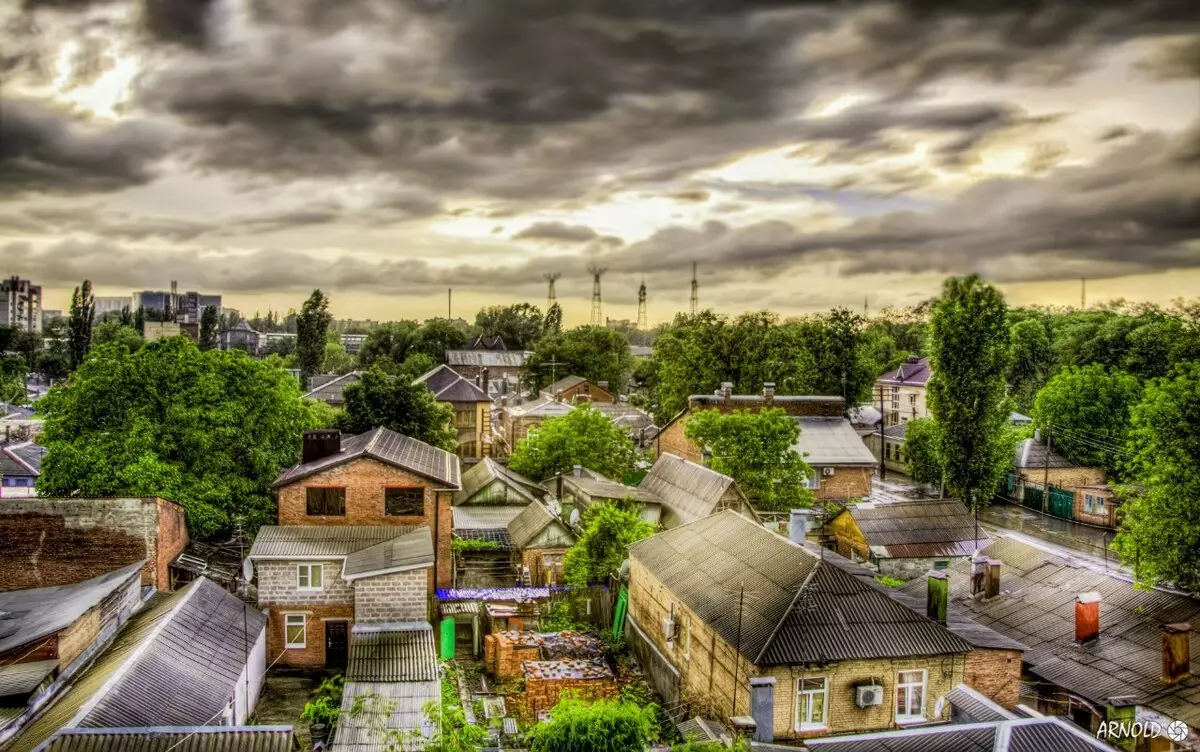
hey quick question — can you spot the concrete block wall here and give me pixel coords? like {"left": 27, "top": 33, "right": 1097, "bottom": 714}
{"left": 352, "top": 568, "right": 430, "bottom": 623}
{"left": 256, "top": 561, "right": 355, "bottom": 606}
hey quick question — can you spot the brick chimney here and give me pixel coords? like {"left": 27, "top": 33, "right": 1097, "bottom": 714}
{"left": 1075, "top": 592, "right": 1101, "bottom": 644}
{"left": 763, "top": 382, "right": 775, "bottom": 405}
{"left": 1163, "top": 622, "right": 1192, "bottom": 685}
{"left": 721, "top": 381, "right": 733, "bottom": 405}
{"left": 984, "top": 559, "right": 1002, "bottom": 599}
{"left": 302, "top": 429, "right": 341, "bottom": 464}
{"left": 926, "top": 570, "right": 948, "bottom": 624}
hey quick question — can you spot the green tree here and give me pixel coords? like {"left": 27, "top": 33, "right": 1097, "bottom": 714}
{"left": 199, "top": 305, "right": 219, "bottom": 351}
{"left": 563, "top": 502, "right": 657, "bottom": 586}
{"left": 475, "top": 303, "right": 544, "bottom": 349}
{"left": 807, "top": 307, "right": 875, "bottom": 406}
{"left": 396, "top": 353, "right": 438, "bottom": 380}
{"left": 1032, "top": 365, "right": 1142, "bottom": 470}
{"left": 902, "top": 417, "right": 944, "bottom": 487}
{"left": 542, "top": 302, "right": 563, "bottom": 338}
{"left": 927, "top": 276, "right": 1012, "bottom": 513}
{"left": 296, "top": 289, "right": 332, "bottom": 381}
{"left": 411, "top": 318, "right": 469, "bottom": 361}
{"left": 1007, "top": 317, "right": 1052, "bottom": 410}
{"left": 357, "top": 321, "right": 420, "bottom": 369}
{"left": 10, "top": 327, "right": 43, "bottom": 371}
{"left": 337, "top": 367, "right": 456, "bottom": 450}
{"left": 526, "top": 698, "right": 658, "bottom": 752}
{"left": 67, "top": 280, "right": 95, "bottom": 370}
{"left": 1113, "top": 362, "right": 1200, "bottom": 590}
{"left": 508, "top": 404, "right": 637, "bottom": 481}
{"left": 35, "top": 338, "right": 322, "bottom": 537}
{"left": 91, "top": 320, "right": 144, "bottom": 353}
{"left": 322, "top": 340, "right": 354, "bottom": 374}
{"left": 525, "top": 326, "right": 635, "bottom": 393}
{"left": 683, "top": 408, "right": 813, "bottom": 511}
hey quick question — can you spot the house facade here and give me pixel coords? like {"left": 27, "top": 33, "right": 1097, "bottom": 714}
{"left": 415, "top": 364, "right": 493, "bottom": 461}
{"left": 507, "top": 500, "right": 576, "bottom": 586}
{"left": 876, "top": 356, "right": 931, "bottom": 427}
{"left": 540, "top": 375, "right": 616, "bottom": 404}
{"left": 1010, "top": 438, "right": 1108, "bottom": 524}
{"left": 791, "top": 417, "right": 877, "bottom": 501}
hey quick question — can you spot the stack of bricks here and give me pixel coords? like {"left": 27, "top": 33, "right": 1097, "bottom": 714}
{"left": 522, "top": 660, "right": 617, "bottom": 717}
{"left": 483, "top": 630, "right": 605, "bottom": 679}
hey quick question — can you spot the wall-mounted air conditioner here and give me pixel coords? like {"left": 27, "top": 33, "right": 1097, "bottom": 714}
{"left": 856, "top": 685, "right": 884, "bottom": 707}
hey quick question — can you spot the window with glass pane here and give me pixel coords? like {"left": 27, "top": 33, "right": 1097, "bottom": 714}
{"left": 795, "top": 678, "right": 827, "bottom": 731}
{"left": 297, "top": 564, "right": 322, "bottom": 590}
{"left": 896, "top": 670, "right": 926, "bottom": 721}
{"left": 385, "top": 488, "right": 425, "bottom": 516}
{"left": 285, "top": 614, "right": 306, "bottom": 648}
{"left": 306, "top": 487, "right": 345, "bottom": 516}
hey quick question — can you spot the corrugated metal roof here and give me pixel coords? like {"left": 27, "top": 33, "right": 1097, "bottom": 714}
{"left": 454, "top": 459, "right": 541, "bottom": 506}
{"left": 629, "top": 511, "right": 972, "bottom": 667}
{"left": 506, "top": 395, "right": 573, "bottom": 418}
{"left": 248, "top": 526, "right": 419, "bottom": 560}
{"left": 507, "top": 500, "right": 572, "bottom": 550}
{"left": 342, "top": 528, "right": 435, "bottom": 580}
{"left": 0, "top": 561, "right": 144, "bottom": 655}
{"left": 346, "top": 624, "right": 438, "bottom": 682}
{"left": 303, "top": 372, "right": 360, "bottom": 405}
{"left": 452, "top": 528, "right": 512, "bottom": 548}
{"left": 1014, "top": 438, "right": 1075, "bottom": 469}
{"left": 676, "top": 717, "right": 729, "bottom": 743}
{"left": 444, "top": 350, "right": 529, "bottom": 368}
{"left": 0, "top": 660, "right": 56, "bottom": 696}
{"left": 1, "top": 442, "right": 44, "bottom": 476}
{"left": 947, "top": 684, "right": 1018, "bottom": 722}
{"left": 641, "top": 454, "right": 740, "bottom": 529}
{"left": 542, "top": 375, "right": 587, "bottom": 394}
{"left": 553, "top": 472, "right": 662, "bottom": 506}
{"left": 792, "top": 417, "right": 879, "bottom": 466}
{"left": 273, "top": 427, "right": 460, "bottom": 489}
{"left": 804, "top": 716, "right": 1111, "bottom": 752}
{"left": 835, "top": 499, "right": 988, "bottom": 559}
{"left": 37, "top": 726, "right": 297, "bottom": 752}
{"left": 452, "top": 505, "right": 525, "bottom": 530}
{"left": 332, "top": 678, "right": 439, "bottom": 752}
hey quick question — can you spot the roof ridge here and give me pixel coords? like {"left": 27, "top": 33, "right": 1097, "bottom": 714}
{"left": 754, "top": 557, "right": 823, "bottom": 665}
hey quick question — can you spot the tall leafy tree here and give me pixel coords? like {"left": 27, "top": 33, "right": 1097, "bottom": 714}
{"left": 296, "top": 289, "right": 332, "bottom": 380}
{"left": 927, "top": 276, "right": 1012, "bottom": 514}
{"left": 1007, "top": 317, "right": 1052, "bottom": 410}
{"left": 523, "top": 326, "right": 634, "bottom": 393}
{"left": 475, "top": 303, "right": 544, "bottom": 349}
{"left": 903, "top": 417, "right": 945, "bottom": 488}
{"left": 410, "top": 317, "right": 468, "bottom": 360}
{"left": 67, "top": 280, "right": 95, "bottom": 370}
{"left": 508, "top": 404, "right": 637, "bottom": 481}
{"left": 683, "top": 408, "right": 813, "bottom": 511}
{"left": 541, "top": 302, "right": 563, "bottom": 338}
{"left": 807, "top": 307, "right": 875, "bottom": 406}
{"left": 357, "top": 321, "right": 419, "bottom": 369}
{"left": 1113, "top": 362, "right": 1200, "bottom": 590}
{"left": 199, "top": 305, "right": 219, "bottom": 350}
{"left": 322, "top": 340, "right": 354, "bottom": 374}
{"left": 36, "top": 338, "right": 322, "bottom": 537}
{"left": 91, "top": 321, "right": 144, "bottom": 353}
{"left": 1032, "top": 365, "right": 1142, "bottom": 470}
{"left": 337, "top": 367, "right": 456, "bottom": 450}
{"left": 563, "top": 503, "right": 657, "bottom": 587}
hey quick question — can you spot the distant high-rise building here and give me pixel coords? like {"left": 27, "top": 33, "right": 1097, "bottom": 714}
{"left": 41, "top": 309, "right": 64, "bottom": 327}
{"left": 94, "top": 296, "right": 133, "bottom": 316}
{"left": 0, "top": 277, "right": 42, "bottom": 333}
{"left": 132, "top": 289, "right": 222, "bottom": 324}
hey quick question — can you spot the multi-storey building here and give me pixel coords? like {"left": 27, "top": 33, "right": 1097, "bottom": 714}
{"left": 0, "top": 277, "right": 42, "bottom": 333}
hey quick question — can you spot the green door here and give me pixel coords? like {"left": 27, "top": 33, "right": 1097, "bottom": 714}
{"left": 1049, "top": 488, "right": 1075, "bottom": 520}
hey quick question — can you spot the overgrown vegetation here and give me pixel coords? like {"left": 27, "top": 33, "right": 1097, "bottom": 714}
{"left": 563, "top": 503, "right": 656, "bottom": 587}
{"left": 300, "top": 674, "right": 345, "bottom": 728}
{"left": 524, "top": 698, "right": 660, "bottom": 752}
{"left": 451, "top": 538, "right": 502, "bottom": 552}
{"left": 875, "top": 575, "right": 906, "bottom": 588}
{"left": 508, "top": 404, "right": 638, "bottom": 481}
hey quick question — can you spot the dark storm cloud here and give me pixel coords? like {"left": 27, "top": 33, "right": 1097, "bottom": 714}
{"left": 513, "top": 222, "right": 600, "bottom": 243}
{"left": 0, "top": 98, "right": 172, "bottom": 196}
{"left": 142, "top": 0, "right": 217, "bottom": 47}
{"left": 1136, "top": 35, "right": 1200, "bottom": 81}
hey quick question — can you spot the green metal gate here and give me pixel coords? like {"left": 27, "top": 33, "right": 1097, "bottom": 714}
{"left": 1023, "top": 485, "right": 1044, "bottom": 510}
{"left": 1048, "top": 487, "right": 1075, "bottom": 520}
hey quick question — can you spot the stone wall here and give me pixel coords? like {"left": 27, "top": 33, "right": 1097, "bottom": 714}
{"left": 352, "top": 568, "right": 430, "bottom": 623}
{"left": 256, "top": 560, "right": 355, "bottom": 607}
{"left": 964, "top": 648, "right": 1022, "bottom": 710}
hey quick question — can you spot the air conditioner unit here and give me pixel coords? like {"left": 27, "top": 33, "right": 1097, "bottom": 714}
{"left": 822, "top": 467, "right": 836, "bottom": 477}
{"left": 856, "top": 685, "right": 884, "bottom": 707}
{"left": 662, "top": 617, "right": 677, "bottom": 641}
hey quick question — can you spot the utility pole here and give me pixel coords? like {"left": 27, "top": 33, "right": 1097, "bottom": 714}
{"left": 1042, "top": 425, "right": 1052, "bottom": 515}
{"left": 731, "top": 582, "right": 745, "bottom": 717}
{"left": 690, "top": 262, "right": 698, "bottom": 316}
{"left": 543, "top": 272, "right": 561, "bottom": 310}
{"left": 637, "top": 279, "right": 648, "bottom": 330}
{"left": 447, "top": 288, "right": 452, "bottom": 319}
{"left": 588, "top": 266, "right": 606, "bottom": 326}
{"left": 1080, "top": 278, "right": 1087, "bottom": 310}
{"left": 876, "top": 383, "right": 886, "bottom": 482}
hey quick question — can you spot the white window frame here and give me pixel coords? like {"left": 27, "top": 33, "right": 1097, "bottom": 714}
{"left": 296, "top": 563, "right": 323, "bottom": 591}
{"left": 895, "top": 669, "right": 926, "bottom": 723}
{"left": 284, "top": 614, "right": 307, "bottom": 648}
{"left": 795, "top": 676, "right": 828, "bottom": 732}
{"left": 803, "top": 474, "right": 822, "bottom": 490}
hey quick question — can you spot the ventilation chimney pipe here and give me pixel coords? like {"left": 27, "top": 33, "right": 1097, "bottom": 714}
{"left": 1075, "top": 592, "right": 1101, "bottom": 643}
{"left": 789, "top": 509, "right": 810, "bottom": 544}
{"left": 1163, "top": 622, "right": 1192, "bottom": 685}
{"left": 573, "top": 464, "right": 583, "bottom": 478}
{"left": 927, "top": 570, "right": 948, "bottom": 624}
{"left": 971, "top": 551, "right": 987, "bottom": 596}
{"left": 763, "top": 382, "right": 775, "bottom": 404}
{"left": 984, "top": 559, "right": 1002, "bottom": 599}
{"left": 721, "top": 381, "right": 733, "bottom": 404}
{"left": 481, "top": 367, "right": 489, "bottom": 398}
{"left": 302, "top": 429, "right": 341, "bottom": 464}
{"left": 749, "top": 677, "right": 775, "bottom": 743}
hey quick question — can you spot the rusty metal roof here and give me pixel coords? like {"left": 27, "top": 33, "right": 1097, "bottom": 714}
{"left": 273, "top": 427, "right": 460, "bottom": 489}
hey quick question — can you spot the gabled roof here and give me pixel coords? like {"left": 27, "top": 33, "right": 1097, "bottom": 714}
{"left": 248, "top": 525, "right": 421, "bottom": 560}
{"left": 346, "top": 623, "right": 438, "bottom": 682}
{"left": 342, "top": 528, "right": 435, "bottom": 581}
{"left": 1014, "top": 437, "right": 1076, "bottom": 469}
{"left": 273, "top": 427, "right": 460, "bottom": 489}
{"left": 882, "top": 422, "right": 909, "bottom": 440}
{"left": 629, "top": 511, "right": 972, "bottom": 666}
{"left": 452, "top": 505, "right": 526, "bottom": 531}
{"left": 445, "top": 350, "right": 528, "bottom": 368}
{"left": 468, "top": 335, "right": 507, "bottom": 351}
{"left": 430, "top": 377, "right": 489, "bottom": 403}
{"left": 640, "top": 453, "right": 741, "bottom": 529}
{"left": 829, "top": 500, "right": 989, "bottom": 559}
{"left": 878, "top": 356, "right": 932, "bottom": 386}
{"left": 38, "top": 727, "right": 297, "bottom": 752}
{"left": 541, "top": 375, "right": 589, "bottom": 395}
{"left": 0, "top": 442, "right": 44, "bottom": 477}
{"left": 793, "top": 417, "right": 878, "bottom": 466}
{"left": 507, "top": 500, "right": 572, "bottom": 550}
{"left": 804, "top": 716, "right": 1112, "bottom": 752}
{"left": 0, "top": 561, "right": 144, "bottom": 655}
{"left": 454, "top": 457, "right": 541, "bottom": 505}
{"left": 506, "top": 395, "right": 573, "bottom": 418}
{"left": 849, "top": 404, "right": 882, "bottom": 428}
{"left": 548, "top": 469, "right": 662, "bottom": 507}
{"left": 413, "top": 364, "right": 462, "bottom": 394}
{"left": 303, "top": 371, "right": 361, "bottom": 405}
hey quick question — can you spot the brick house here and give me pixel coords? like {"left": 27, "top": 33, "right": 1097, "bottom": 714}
{"left": 1074, "top": 484, "right": 1121, "bottom": 529}
{"left": 0, "top": 497, "right": 188, "bottom": 591}
{"left": 876, "top": 356, "right": 931, "bottom": 427}
{"left": 539, "top": 375, "right": 616, "bottom": 404}
{"left": 627, "top": 511, "right": 1022, "bottom": 744}
{"left": 639, "top": 453, "right": 757, "bottom": 529}
{"left": 247, "top": 525, "right": 435, "bottom": 669}
{"left": 272, "top": 428, "right": 461, "bottom": 588}
{"left": 507, "top": 500, "right": 576, "bottom": 586}
{"left": 1011, "top": 438, "right": 1107, "bottom": 523}
{"left": 791, "top": 417, "right": 877, "bottom": 501}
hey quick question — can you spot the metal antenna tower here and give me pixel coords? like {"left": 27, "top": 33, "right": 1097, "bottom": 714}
{"left": 543, "top": 272, "right": 561, "bottom": 310}
{"left": 588, "top": 265, "right": 606, "bottom": 326}
{"left": 690, "top": 262, "right": 698, "bottom": 315}
{"left": 637, "top": 279, "right": 648, "bottom": 330}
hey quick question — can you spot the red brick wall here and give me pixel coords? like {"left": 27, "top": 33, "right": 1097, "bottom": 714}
{"left": 813, "top": 467, "right": 873, "bottom": 501}
{"left": 265, "top": 604, "right": 354, "bottom": 668}
{"left": 654, "top": 419, "right": 702, "bottom": 463}
{"left": 656, "top": 400, "right": 845, "bottom": 463}
{"left": 521, "top": 676, "right": 617, "bottom": 718}
{"left": 277, "top": 457, "right": 442, "bottom": 527}
{"left": 483, "top": 633, "right": 542, "bottom": 678}
{"left": 519, "top": 548, "right": 569, "bottom": 586}
{"left": 556, "top": 382, "right": 615, "bottom": 404}
{"left": 0, "top": 511, "right": 148, "bottom": 590}
{"left": 965, "top": 648, "right": 1023, "bottom": 709}
{"left": 436, "top": 492, "right": 453, "bottom": 588}
{"left": 155, "top": 498, "right": 189, "bottom": 590}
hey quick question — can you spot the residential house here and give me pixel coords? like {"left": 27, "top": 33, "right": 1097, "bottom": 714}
{"left": 451, "top": 459, "right": 543, "bottom": 588}
{"left": 1, "top": 276, "right": 42, "bottom": 333}
{"left": 247, "top": 524, "right": 435, "bottom": 669}
{"left": 415, "top": 364, "right": 493, "bottom": 461}
{"left": 793, "top": 416, "right": 878, "bottom": 501}
{"left": 3, "top": 577, "right": 267, "bottom": 752}
{"left": 1074, "top": 484, "right": 1122, "bottom": 529}
{"left": 653, "top": 383, "right": 844, "bottom": 464}
{"left": 823, "top": 500, "right": 989, "bottom": 579}
{"left": 1010, "top": 438, "right": 1107, "bottom": 523}
{"left": 0, "top": 563, "right": 144, "bottom": 744}
{"left": 876, "top": 355, "right": 932, "bottom": 427}
{"left": 864, "top": 421, "right": 909, "bottom": 476}
{"left": 545, "top": 465, "right": 664, "bottom": 527}
{"left": 272, "top": 428, "right": 461, "bottom": 587}
{"left": 219, "top": 319, "right": 260, "bottom": 353}
{"left": 37, "top": 727, "right": 298, "bottom": 751}
{"left": 507, "top": 500, "right": 576, "bottom": 586}
{"left": 899, "top": 536, "right": 1200, "bottom": 750}
{"left": 640, "top": 453, "right": 757, "bottom": 530}
{"left": 626, "top": 511, "right": 1021, "bottom": 744}
{"left": 303, "top": 372, "right": 361, "bottom": 409}
{"left": 0, "top": 441, "right": 43, "bottom": 497}
{"left": 540, "top": 375, "right": 616, "bottom": 404}
{"left": 497, "top": 394, "right": 572, "bottom": 456}
{"left": 0, "top": 497, "right": 189, "bottom": 591}
{"left": 444, "top": 348, "right": 528, "bottom": 383}
{"left": 332, "top": 622, "right": 440, "bottom": 752}
{"left": 141, "top": 321, "right": 181, "bottom": 343}
{"left": 455, "top": 457, "right": 544, "bottom": 507}
{"left": 848, "top": 404, "right": 883, "bottom": 438}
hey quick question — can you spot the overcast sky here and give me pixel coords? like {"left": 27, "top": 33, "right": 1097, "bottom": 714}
{"left": 2, "top": 0, "right": 1197, "bottom": 324}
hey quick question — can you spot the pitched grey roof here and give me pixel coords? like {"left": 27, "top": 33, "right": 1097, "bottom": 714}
{"left": 452, "top": 505, "right": 526, "bottom": 530}
{"left": 793, "top": 417, "right": 878, "bottom": 466}
{"left": 303, "top": 371, "right": 360, "bottom": 405}
{"left": 342, "top": 528, "right": 434, "bottom": 581}
{"left": 507, "top": 500, "right": 571, "bottom": 550}
{"left": 1014, "top": 437, "right": 1076, "bottom": 469}
{"left": 248, "top": 525, "right": 419, "bottom": 560}
{"left": 804, "top": 717, "right": 1112, "bottom": 752}
{"left": 37, "top": 727, "right": 297, "bottom": 752}
{"left": 629, "top": 511, "right": 972, "bottom": 666}
{"left": 454, "top": 457, "right": 541, "bottom": 505}
{"left": 831, "top": 500, "right": 989, "bottom": 559}
{"left": 506, "top": 395, "right": 573, "bottom": 418}
{"left": 640, "top": 453, "right": 741, "bottom": 528}
{"left": 899, "top": 536, "right": 1200, "bottom": 730}
{"left": 882, "top": 422, "right": 908, "bottom": 440}
{"left": 0, "top": 660, "right": 57, "bottom": 696}
{"left": 413, "top": 364, "right": 461, "bottom": 394}
{"left": 429, "top": 377, "right": 489, "bottom": 403}
{"left": 0, "top": 561, "right": 144, "bottom": 655}
{"left": 878, "top": 356, "right": 932, "bottom": 387}
{"left": 946, "top": 684, "right": 1018, "bottom": 722}
{"left": 273, "top": 427, "right": 460, "bottom": 489}
{"left": 676, "top": 717, "right": 730, "bottom": 744}
{"left": 346, "top": 623, "right": 438, "bottom": 682}
{"left": 444, "top": 350, "right": 528, "bottom": 368}
{"left": 1, "top": 442, "right": 44, "bottom": 476}
{"left": 551, "top": 470, "right": 662, "bottom": 506}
